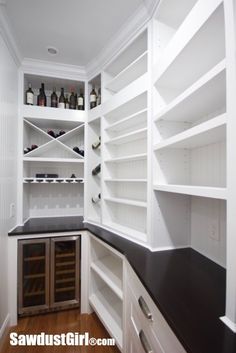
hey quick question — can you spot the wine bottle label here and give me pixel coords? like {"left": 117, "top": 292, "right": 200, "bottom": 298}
{"left": 27, "top": 92, "right": 34, "bottom": 104}
{"left": 78, "top": 97, "right": 84, "bottom": 106}
{"left": 90, "top": 94, "right": 96, "bottom": 103}
{"left": 58, "top": 102, "right": 65, "bottom": 109}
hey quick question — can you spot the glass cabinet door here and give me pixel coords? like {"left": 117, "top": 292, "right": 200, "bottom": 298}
{"left": 18, "top": 239, "right": 50, "bottom": 315}
{"left": 50, "top": 236, "right": 80, "bottom": 308}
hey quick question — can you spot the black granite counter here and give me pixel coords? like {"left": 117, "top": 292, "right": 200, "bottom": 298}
{"left": 9, "top": 217, "right": 236, "bottom": 353}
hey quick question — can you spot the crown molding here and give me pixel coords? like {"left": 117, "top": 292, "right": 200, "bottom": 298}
{"left": 0, "top": 3, "right": 22, "bottom": 66}
{"left": 21, "top": 58, "right": 87, "bottom": 81}
{"left": 86, "top": 3, "right": 150, "bottom": 79}
{"left": 143, "top": 0, "right": 160, "bottom": 17}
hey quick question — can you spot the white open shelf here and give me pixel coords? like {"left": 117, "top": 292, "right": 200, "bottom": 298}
{"left": 105, "top": 51, "right": 148, "bottom": 93}
{"left": 103, "top": 74, "right": 148, "bottom": 117}
{"left": 106, "top": 127, "right": 147, "bottom": 145}
{"left": 89, "top": 287, "right": 122, "bottom": 349}
{"left": 91, "top": 256, "right": 123, "bottom": 300}
{"left": 154, "top": 114, "right": 226, "bottom": 150}
{"left": 104, "top": 178, "right": 147, "bottom": 183}
{"left": 23, "top": 157, "right": 83, "bottom": 163}
{"left": 105, "top": 109, "right": 147, "bottom": 133}
{"left": 154, "top": 0, "right": 225, "bottom": 93}
{"left": 154, "top": 184, "right": 226, "bottom": 200}
{"left": 104, "top": 197, "right": 147, "bottom": 208}
{"left": 23, "top": 104, "right": 86, "bottom": 122}
{"left": 154, "top": 60, "right": 226, "bottom": 123}
{"left": 105, "top": 153, "right": 147, "bottom": 164}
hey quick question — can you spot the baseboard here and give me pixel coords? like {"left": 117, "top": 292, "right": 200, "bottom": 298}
{"left": 220, "top": 316, "right": 236, "bottom": 333}
{"left": 0, "top": 313, "right": 10, "bottom": 344}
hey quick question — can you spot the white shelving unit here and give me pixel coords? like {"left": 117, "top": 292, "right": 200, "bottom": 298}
{"left": 150, "top": 0, "right": 236, "bottom": 331}
{"left": 89, "top": 235, "right": 123, "bottom": 350}
{"left": 98, "top": 30, "right": 149, "bottom": 242}
{"left": 19, "top": 73, "right": 85, "bottom": 222}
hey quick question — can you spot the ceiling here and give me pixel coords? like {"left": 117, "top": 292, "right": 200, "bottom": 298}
{"left": 5, "top": 0, "right": 146, "bottom": 67}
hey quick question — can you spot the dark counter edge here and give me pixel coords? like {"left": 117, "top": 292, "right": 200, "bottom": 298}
{"left": 8, "top": 216, "right": 236, "bottom": 353}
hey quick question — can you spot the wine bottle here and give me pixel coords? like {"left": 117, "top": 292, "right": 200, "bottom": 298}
{"left": 69, "top": 90, "right": 76, "bottom": 109}
{"left": 51, "top": 87, "right": 58, "bottom": 108}
{"left": 90, "top": 87, "right": 97, "bottom": 109}
{"left": 26, "top": 83, "right": 34, "bottom": 105}
{"left": 92, "top": 136, "right": 101, "bottom": 149}
{"left": 74, "top": 92, "right": 78, "bottom": 109}
{"left": 92, "top": 163, "right": 101, "bottom": 176}
{"left": 47, "top": 129, "right": 56, "bottom": 138}
{"left": 58, "top": 88, "right": 65, "bottom": 108}
{"left": 39, "top": 83, "right": 47, "bottom": 106}
{"left": 97, "top": 88, "right": 101, "bottom": 106}
{"left": 23, "top": 147, "right": 31, "bottom": 154}
{"left": 37, "top": 83, "right": 47, "bottom": 106}
{"left": 73, "top": 146, "right": 84, "bottom": 157}
{"left": 78, "top": 91, "right": 84, "bottom": 110}
{"left": 65, "top": 94, "right": 69, "bottom": 109}
{"left": 92, "top": 193, "right": 101, "bottom": 204}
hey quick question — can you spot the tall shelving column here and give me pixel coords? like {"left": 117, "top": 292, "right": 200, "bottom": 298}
{"left": 85, "top": 75, "right": 102, "bottom": 224}
{"left": 101, "top": 30, "right": 149, "bottom": 243}
{"left": 151, "top": 0, "right": 229, "bottom": 328}
{"left": 222, "top": 0, "right": 236, "bottom": 332}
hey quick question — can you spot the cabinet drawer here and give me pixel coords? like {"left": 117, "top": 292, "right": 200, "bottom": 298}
{"left": 127, "top": 285, "right": 164, "bottom": 353}
{"left": 127, "top": 265, "right": 186, "bottom": 353}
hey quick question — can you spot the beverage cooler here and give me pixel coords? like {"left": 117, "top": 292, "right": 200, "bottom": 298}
{"left": 18, "top": 236, "right": 80, "bottom": 316}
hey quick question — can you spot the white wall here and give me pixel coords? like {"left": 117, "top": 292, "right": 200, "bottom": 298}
{"left": 0, "top": 32, "right": 18, "bottom": 336}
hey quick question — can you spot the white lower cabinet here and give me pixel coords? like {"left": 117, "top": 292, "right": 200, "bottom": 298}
{"left": 88, "top": 233, "right": 186, "bottom": 353}
{"left": 125, "top": 263, "right": 186, "bottom": 353}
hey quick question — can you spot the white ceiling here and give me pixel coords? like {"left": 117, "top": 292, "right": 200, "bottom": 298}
{"left": 5, "top": 0, "right": 145, "bottom": 67}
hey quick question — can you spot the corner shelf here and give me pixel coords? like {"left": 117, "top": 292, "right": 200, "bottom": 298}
{"left": 154, "top": 184, "right": 226, "bottom": 200}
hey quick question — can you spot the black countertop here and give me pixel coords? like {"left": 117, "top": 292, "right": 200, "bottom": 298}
{"left": 9, "top": 217, "right": 236, "bottom": 353}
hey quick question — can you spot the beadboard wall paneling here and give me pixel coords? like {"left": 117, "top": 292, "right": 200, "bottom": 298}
{"left": 0, "top": 33, "right": 18, "bottom": 333}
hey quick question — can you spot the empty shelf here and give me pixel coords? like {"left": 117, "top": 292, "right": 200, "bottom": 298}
{"left": 91, "top": 255, "right": 123, "bottom": 300}
{"left": 154, "top": 184, "right": 226, "bottom": 200}
{"left": 104, "top": 197, "right": 147, "bottom": 208}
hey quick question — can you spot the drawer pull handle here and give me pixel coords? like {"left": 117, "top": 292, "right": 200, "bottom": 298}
{"left": 139, "top": 330, "right": 153, "bottom": 353}
{"left": 138, "top": 296, "right": 153, "bottom": 321}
